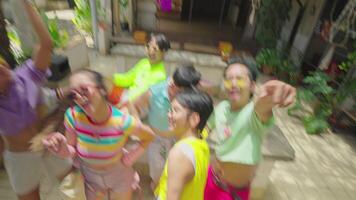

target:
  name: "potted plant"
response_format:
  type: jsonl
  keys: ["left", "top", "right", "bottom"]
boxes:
{"left": 218, "top": 41, "right": 233, "bottom": 62}
{"left": 288, "top": 68, "right": 356, "bottom": 135}
{"left": 256, "top": 48, "right": 281, "bottom": 75}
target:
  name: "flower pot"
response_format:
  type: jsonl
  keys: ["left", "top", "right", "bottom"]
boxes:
{"left": 218, "top": 41, "right": 233, "bottom": 62}
{"left": 133, "top": 31, "right": 148, "bottom": 44}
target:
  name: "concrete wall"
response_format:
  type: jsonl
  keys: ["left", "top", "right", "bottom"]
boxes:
{"left": 278, "top": 0, "right": 301, "bottom": 47}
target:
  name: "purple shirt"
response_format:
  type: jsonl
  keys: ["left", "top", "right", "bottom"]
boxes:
{"left": 0, "top": 60, "right": 50, "bottom": 135}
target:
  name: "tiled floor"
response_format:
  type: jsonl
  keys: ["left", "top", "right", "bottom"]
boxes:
{"left": 264, "top": 108, "right": 356, "bottom": 200}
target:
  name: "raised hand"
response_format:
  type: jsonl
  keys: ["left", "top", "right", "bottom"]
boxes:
{"left": 121, "top": 145, "right": 145, "bottom": 167}
{"left": 255, "top": 80, "right": 296, "bottom": 122}
{"left": 42, "top": 132, "right": 71, "bottom": 158}
{"left": 259, "top": 80, "right": 296, "bottom": 107}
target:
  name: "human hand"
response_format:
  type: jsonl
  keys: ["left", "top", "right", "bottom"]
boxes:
{"left": 259, "top": 80, "right": 296, "bottom": 107}
{"left": 42, "top": 132, "right": 71, "bottom": 157}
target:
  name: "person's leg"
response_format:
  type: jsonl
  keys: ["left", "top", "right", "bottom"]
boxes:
{"left": 106, "top": 163, "right": 137, "bottom": 200}
{"left": 44, "top": 153, "right": 73, "bottom": 181}
{"left": 17, "top": 187, "right": 40, "bottom": 200}
{"left": 84, "top": 183, "right": 106, "bottom": 200}
{"left": 3, "top": 151, "right": 42, "bottom": 200}
{"left": 147, "top": 139, "right": 166, "bottom": 188}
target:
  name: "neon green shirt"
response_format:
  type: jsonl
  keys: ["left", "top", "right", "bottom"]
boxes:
{"left": 207, "top": 101, "right": 274, "bottom": 165}
{"left": 113, "top": 58, "right": 166, "bottom": 101}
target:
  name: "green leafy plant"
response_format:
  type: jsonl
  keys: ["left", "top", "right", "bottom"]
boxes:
{"left": 256, "top": 48, "right": 282, "bottom": 71}
{"left": 255, "top": 0, "right": 292, "bottom": 47}
{"left": 40, "top": 11, "right": 69, "bottom": 48}
{"left": 339, "top": 51, "right": 356, "bottom": 71}
{"left": 73, "top": 0, "right": 92, "bottom": 34}
{"left": 256, "top": 48, "right": 298, "bottom": 84}
{"left": 72, "top": 0, "right": 106, "bottom": 35}
{"left": 289, "top": 70, "right": 356, "bottom": 134}
{"left": 7, "top": 27, "right": 31, "bottom": 63}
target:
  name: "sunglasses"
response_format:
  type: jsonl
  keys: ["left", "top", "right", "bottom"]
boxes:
{"left": 223, "top": 79, "right": 246, "bottom": 90}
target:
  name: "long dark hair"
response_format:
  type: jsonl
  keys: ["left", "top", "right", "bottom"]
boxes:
{"left": 173, "top": 64, "right": 201, "bottom": 89}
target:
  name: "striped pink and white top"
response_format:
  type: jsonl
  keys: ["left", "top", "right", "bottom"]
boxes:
{"left": 64, "top": 105, "right": 136, "bottom": 169}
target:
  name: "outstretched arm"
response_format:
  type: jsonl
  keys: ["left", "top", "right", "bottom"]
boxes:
{"left": 23, "top": 0, "right": 53, "bottom": 71}
{"left": 255, "top": 80, "right": 296, "bottom": 123}
{"left": 129, "top": 90, "right": 152, "bottom": 119}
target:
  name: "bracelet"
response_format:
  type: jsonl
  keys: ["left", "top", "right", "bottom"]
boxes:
{"left": 55, "top": 88, "right": 64, "bottom": 100}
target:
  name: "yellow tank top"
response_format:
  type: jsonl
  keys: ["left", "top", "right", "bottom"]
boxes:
{"left": 155, "top": 137, "right": 210, "bottom": 200}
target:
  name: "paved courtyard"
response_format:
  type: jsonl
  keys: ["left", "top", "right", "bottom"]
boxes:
{"left": 1, "top": 10, "right": 356, "bottom": 200}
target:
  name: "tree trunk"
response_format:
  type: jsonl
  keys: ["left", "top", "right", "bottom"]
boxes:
{"left": 0, "top": 1, "right": 17, "bottom": 69}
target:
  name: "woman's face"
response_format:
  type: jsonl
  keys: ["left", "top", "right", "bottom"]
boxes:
{"left": 69, "top": 72, "right": 104, "bottom": 116}
{"left": 224, "top": 64, "right": 254, "bottom": 106}
{"left": 168, "top": 99, "right": 192, "bottom": 137}
{"left": 146, "top": 38, "right": 164, "bottom": 63}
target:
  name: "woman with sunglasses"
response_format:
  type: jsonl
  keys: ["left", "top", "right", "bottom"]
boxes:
{"left": 110, "top": 33, "right": 171, "bottom": 106}
{"left": 43, "top": 69, "right": 155, "bottom": 200}
{"left": 155, "top": 89, "right": 214, "bottom": 200}
{"left": 204, "top": 55, "right": 296, "bottom": 200}
{"left": 129, "top": 65, "right": 202, "bottom": 190}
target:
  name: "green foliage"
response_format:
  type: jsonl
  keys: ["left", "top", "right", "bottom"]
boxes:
{"left": 289, "top": 70, "right": 356, "bottom": 134}
{"left": 256, "top": 48, "right": 282, "bottom": 69}
{"left": 255, "top": 0, "right": 292, "bottom": 47}
{"left": 40, "top": 11, "right": 69, "bottom": 48}
{"left": 302, "top": 71, "right": 333, "bottom": 97}
{"left": 7, "top": 27, "right": 31, "bottom": 63}
{"left": 256, "top": 48, "right": 298, "bottom": 84}
{"left": 72, "top": 0, "right": 105, "bottom": 35}
{"left": 339, "top": 51, "right": 356, "bottom": 71}
{"left": 73, "top": 0, "right": 92, "bottom": 34}
{"left": 303, "top": 116, "right": 329, "bottom": 135}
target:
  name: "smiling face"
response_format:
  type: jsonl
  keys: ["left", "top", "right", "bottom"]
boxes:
{"left": 224, "top": 63, "right": 254, "bottom": 107}
{"left": 168, "top": 99, "right": 193, "bottom": 138}
{"left": 145, "top": 37, "right": 164, "bottom": 64}
{"left": 0, "top": 58, "right": 12, "bottom": 94}
{"left": 69, "top": 72, "right": 104, "bottom": 116}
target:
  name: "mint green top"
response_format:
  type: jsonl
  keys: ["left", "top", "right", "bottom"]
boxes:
{"left": 113, "top": 58, "right": 166, "bottom": 101}
{"left": 207, "top": 101, "right": 274, "bottom": 165}
{"left": 147, "top": 80, "right": 170, "bottom": 131}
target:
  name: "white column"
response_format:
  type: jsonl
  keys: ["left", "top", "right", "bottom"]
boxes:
{"left": 290, "top": 0, "right": 326, "bottom": 67}
{"left": 89, "top": 0, "right": 99, "bottom": 49}
{"left": 98, "top": 0, "right": 112, "bottom": 54}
